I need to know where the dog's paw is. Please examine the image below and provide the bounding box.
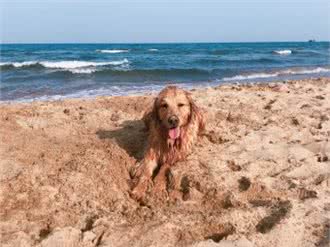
[151,184,169,202]
[129,162,144,179]
[130,188,145,202]
[130,178,150,202]
[151,173,169,201]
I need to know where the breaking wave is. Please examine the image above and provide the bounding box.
[223,67,330,81]
[97,49,129,54]
[0,59,130,73]
[273,49,292,55]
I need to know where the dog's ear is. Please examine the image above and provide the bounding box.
[186,91,205,133]
[151,97,159,122]
[143,97,159,130]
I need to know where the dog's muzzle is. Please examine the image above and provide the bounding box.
[168,115,179,128]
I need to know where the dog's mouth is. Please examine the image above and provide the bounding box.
[168,127,180,140]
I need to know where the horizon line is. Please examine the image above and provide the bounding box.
[1,40,329,45]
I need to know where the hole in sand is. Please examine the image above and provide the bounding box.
[238,177,251,191]
[256,200,292,233]
[39,224,52,240]
[180,176,190,201]
[205,224,235,243]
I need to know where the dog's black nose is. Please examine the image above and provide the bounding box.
[168,115,179,128]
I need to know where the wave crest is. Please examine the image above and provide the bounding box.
[273,49,292,55]
[0,59,129,69]
[223,67,330,81]
[0,59,130,74]
[97,49,129,54]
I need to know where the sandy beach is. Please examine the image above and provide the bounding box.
[0,78,329,247]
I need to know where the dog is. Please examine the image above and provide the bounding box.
[131,86,205,201]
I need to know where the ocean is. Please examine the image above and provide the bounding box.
[0,42,329,102]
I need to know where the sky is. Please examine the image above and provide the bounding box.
[0,0,329,43]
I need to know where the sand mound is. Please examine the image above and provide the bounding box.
[0,78,329,247]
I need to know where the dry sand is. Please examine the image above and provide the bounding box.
[0,78,329,247]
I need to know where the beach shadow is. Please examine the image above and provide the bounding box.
[96,120,148,160]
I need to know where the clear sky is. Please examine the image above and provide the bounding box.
[0,0,329,43]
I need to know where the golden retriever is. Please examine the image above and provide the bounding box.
[131,86,205,201]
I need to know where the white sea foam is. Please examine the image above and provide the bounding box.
[224,73,278,81]
[286,67,330,74]
[97,49,129,54]
[0,59,129,70]
[5,61,38,67]
[6,86,159,103]
[40,60,129,69]
[273,49,292,55]
[223,67,330,81]
[148,49,159,51]
[69,68,97,74]
[4,82,207,103]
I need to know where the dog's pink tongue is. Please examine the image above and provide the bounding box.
[169,127,180,140]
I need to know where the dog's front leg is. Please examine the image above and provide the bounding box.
[131,156,158,201]
[152,163,171,201]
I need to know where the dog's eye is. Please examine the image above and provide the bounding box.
[178,103,185,107]
[161,103,168,108]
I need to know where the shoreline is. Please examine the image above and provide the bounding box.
[0,77,329,246]
[1,76,329,105]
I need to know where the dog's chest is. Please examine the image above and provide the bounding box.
[160,142,190,165]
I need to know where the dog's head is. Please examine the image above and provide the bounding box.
[151,86,203,140]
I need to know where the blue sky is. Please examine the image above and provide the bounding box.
[1,0,329,43]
